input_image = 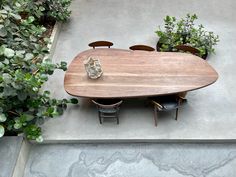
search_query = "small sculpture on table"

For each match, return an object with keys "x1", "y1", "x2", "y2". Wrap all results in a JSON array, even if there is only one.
[{"x1": 83, "y1": 57, "x2": 103, "y2": 79}]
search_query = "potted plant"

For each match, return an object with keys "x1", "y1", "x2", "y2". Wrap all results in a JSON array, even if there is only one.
[{"x1": 155, "y1": 14, "x2": 219, "y2": 59}]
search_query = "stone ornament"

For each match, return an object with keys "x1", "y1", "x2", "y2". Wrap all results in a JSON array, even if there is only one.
[{"x1": 83, "y1": 57, "x2": 103, "y2": 79}]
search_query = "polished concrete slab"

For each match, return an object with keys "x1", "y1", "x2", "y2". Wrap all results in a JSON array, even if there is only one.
[
  {"x1": 0, "y1": 137, "x2": 23, "y2": 177},
  {"x1": 23, "y1": 143, "x2": 236, "y2": 177},
  {"x1": 42, "y1": 0, "x2": 236, "y2": 142}
]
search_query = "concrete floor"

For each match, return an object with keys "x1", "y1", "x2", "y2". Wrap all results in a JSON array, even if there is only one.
[
  {"x1": 42, "y1": 0, "x2": 236, "y2": 142},
  {"x1": 0, "y1": 137, "x2": 23, "y2": 177},
  {"x1": 23, "y1": 143, "x2": 236, "y2": 177}
]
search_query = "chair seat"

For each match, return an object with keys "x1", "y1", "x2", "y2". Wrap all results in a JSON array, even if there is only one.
[
  {"x1": 161, "y1": 101, "x2": 179, "y2": 110},
  {"x1": 151, "y1": 95, "x2": 179, "y2": 110},
  {"x1": 99, "y1": 108, "x2": 118, "y2": 114}
]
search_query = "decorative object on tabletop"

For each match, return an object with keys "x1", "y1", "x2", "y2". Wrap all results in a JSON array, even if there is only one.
[{"x1": 83, "y1": 57, "x2": 103, "y2": 79}]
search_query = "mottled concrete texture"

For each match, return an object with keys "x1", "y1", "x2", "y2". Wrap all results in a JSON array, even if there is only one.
[
  {"x1": 42, "y1": 0, "x2": 236, "y2": 141},
  {"x1": 24, "y1": 143, "x2": 236, "y2": 177},
  {"x1": 12, "y1": 140, "x2": 31, "y2": 177},
  {"x1": 0, "y1": 136, "x2": 23, "y2": 177}
]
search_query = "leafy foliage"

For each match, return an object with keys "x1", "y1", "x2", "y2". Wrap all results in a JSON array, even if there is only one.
[
  {"x1": 155, "y1": 14, "x2": 219, "y2": 57},
  {"x1": 45, "y1": 0, "x2": 72, "y2": 21},
  {"x1": 4, "y1": 0, "x2": 72, "y2": 22},
  {"x1": 0, "y1": 0, "x2": 77, "y2": 141}
]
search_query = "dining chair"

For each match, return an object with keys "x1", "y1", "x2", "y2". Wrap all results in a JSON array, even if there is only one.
[
  {"x1": 129, "y1": 45, "x2": 155, "y2": 51},
  {"x1": 175, "y1": 45, "x2": 200, "y2": 56},
  {"x1": 178, "y1": 91, "x2": 187, "y2": 98},
  {"x1": 92, "y1": 99, "x2": 123, "y2": 124},
  {"x1": 150, "y1": 95, "x2": 187, "y2": 126},
  {"x1": 88, "y1": 41, "x2": 114, "y2": 49}
]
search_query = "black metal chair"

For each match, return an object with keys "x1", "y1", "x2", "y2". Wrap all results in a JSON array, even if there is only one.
[
  {"x1": 129, "y1": 45, "x2": 155, "y2": 51},
  {"x1": 151, "y1": 95, "x2": 187, "y2": 126},
  {"x1": 88, "y1": 41, "x2": 113, "y2": 49},
  {"x1": 92, "y1": 99, "x2": 123, "y2": 124}
]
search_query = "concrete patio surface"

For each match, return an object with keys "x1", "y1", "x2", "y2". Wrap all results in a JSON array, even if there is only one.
[
  {"x1": 23, "y1": 143, "x2": 236, "y2": 177},
  {"x1": 42, "y1": 0, "x2": 236, "y2": 142},
  {"x1": 0, "y1": 137, "x2": 23, "y2": 177}
]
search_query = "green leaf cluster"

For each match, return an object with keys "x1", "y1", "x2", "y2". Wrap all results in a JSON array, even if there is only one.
[
  {"x1": 155, "y1": 13, "x2": 219, "y2": 57},
  {"x1": 45, "y1": 0, "x2": 72, "y2": 22},
  {"x1": 2, "y1": 0, "x2": 72, "y2": 22},
  {"x1": 0, "y1": 1, "x2": 77, "y2": 142}
]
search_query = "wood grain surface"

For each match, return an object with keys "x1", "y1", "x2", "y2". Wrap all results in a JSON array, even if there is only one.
[{"x1": 64, "y1": 48, "x2": 218, "y2": 98}]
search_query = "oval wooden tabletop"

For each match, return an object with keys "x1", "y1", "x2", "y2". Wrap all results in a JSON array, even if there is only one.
[{"x1": 64, "y1": 48, "x2": 218, "y2": 98}]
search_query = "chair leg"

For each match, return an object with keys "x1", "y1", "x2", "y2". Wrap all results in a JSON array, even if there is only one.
[
  {"x1": 175, "y1": 108, "x2": 179, "y2": 121},
  {"x1": 116, "y1": 112, "x2": 119, "y2": 124},
  {"x1": 154, "y1": 106, "x2": 158, "y2": 126},
  {"x1": 117, "y1": 117, "x2": 119, "y2": 124},
  {"x1": 98, "y1": 112, "x2": 102, "y2": 124}
]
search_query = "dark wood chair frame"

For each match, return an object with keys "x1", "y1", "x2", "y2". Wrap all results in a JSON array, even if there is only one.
[
  {"x1": 129, "y1": 45, "x2": 155, "y2": 51},
  {"x1": 175, "y1": 45, "x2": 200, "y2": 56},
  {"x1": 151, "y1": 95, "x2": 186, "y2": 126},
  {"x1": 92, "y1": 99, "x2": 123, "y2": 124},
  {"x1": 88, "y1": 41, "x2": 114, "y2": 49}
]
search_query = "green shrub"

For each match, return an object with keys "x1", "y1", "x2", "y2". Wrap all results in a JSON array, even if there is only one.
[
  {"x1": 10, "y1": 0, "x2": 72, "y2": 22},
  {"x1": 45, "y1": 0, "x2": 72, "y2": 21},
  {"x1": 156, "y1": 14, "x2": 219, "y2": 58},
  {"x1": 0, "y1": 1, "x2": 77, "y2": 142}
]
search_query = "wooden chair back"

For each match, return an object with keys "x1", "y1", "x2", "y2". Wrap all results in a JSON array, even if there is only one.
[
  {"x1": 92, "y1": 99, "x2": 123, "y2": 124},
  {"x1": 175, "y1": 45, "x2": 200, "y2": 55},
  {"x1": 129, "y1": 45, "x2": 155, "y2": 51},
  {"x1": 88, "y1": 41, "x2": 113, "y2": 49},
  {"x1": 92, "y1": 99, "x2": 123, "y2": 109}
]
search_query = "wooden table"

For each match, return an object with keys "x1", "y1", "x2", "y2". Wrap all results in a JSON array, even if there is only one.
[{"x1": 64, "y1": 48, "x2": 218, "y2": 98}]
